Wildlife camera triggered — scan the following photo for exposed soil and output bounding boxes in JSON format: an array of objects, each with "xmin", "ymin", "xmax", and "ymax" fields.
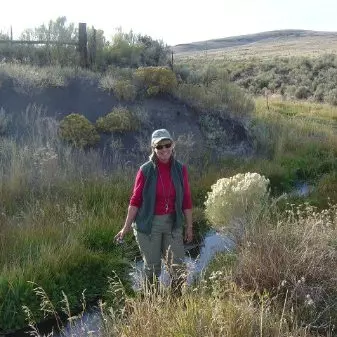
[{"xmin": 0, "ymin": 76, "xmax": 253, "ymax": 166}]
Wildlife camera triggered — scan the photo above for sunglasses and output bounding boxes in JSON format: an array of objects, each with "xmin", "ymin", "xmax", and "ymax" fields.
[{"xmin": 155, "ymin": 143, "xmax": 172, "ymax": 150}]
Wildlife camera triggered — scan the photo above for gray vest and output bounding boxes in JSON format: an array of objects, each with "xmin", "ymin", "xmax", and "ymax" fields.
[{"xmin": 134, "ymin": 159, "xmax": 184, "ymax": 234}]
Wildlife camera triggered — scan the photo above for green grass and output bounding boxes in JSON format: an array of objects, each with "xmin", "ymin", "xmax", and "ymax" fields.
[
  {"xmin": 244, "ymin": 98, "xmax": 337, "ymax": 199},
  {"xmin": 0, "ymin": 177, "xmax": 136, "ymax": 331},
  {"xmin": 0, "ymin": 140, "xmax": 213, "ymax": 332}
]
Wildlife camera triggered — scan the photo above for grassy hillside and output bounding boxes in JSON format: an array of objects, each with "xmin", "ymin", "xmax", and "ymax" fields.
[{"xmin": 173, "ymin": 29, "xmax": 337, "ymax": 59}]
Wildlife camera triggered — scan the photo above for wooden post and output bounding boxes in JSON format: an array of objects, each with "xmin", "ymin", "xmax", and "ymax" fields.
[
  {"xmin": 90, "ymin": 27, "xmax": 97, "ymax": 67},
  {"xmin": 171, "ymin": 50, "xmax": 174, "ymax": 70},
  {"xmin": 10, "ymin": 26, "xmax": 13, "ymax": 46},
  {"xmin": 78, "ymin": 22, "xmax": 88, "ymax": 68}
]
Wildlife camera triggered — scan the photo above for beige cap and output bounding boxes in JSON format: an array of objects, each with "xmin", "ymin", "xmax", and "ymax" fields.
[{"xmin": 151, "ymin": 129, "xmax": 173, "ymax": 146}]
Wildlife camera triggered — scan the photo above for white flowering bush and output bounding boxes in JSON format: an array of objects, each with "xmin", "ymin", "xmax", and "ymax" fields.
[{"xmin": 205, "ymin": 172, "xmax": 270, "ymax": 230}]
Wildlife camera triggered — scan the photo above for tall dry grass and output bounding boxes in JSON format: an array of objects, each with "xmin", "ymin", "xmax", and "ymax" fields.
[
  {"xmin": 0, "ymin": 63, "xmax": 99, "ymax": 93},
  {"xmin": 100, "ymin": 275, "xmax": 315, "ymax": 337},
  {"xmin": 231, "ymin": 202, "xmax": 337, "ymax": 332}
]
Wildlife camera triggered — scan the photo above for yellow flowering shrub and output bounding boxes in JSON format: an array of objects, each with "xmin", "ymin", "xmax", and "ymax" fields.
[
  {"xmin": 205, "ymin": 172, "xmax": 270, "ymax": 230},
  {"xmin": 134, "ymin": 66, "xmax": 177, "ymax": 96},
  {"xmin": 96, "ymin": 106, "xmax": 138, "ymax": 133},
  {"xmin": 59, "ymin": 113, "xmax": 100, "ymax": 148},
  {"xmin": 113, "ymin": 79, "xmax": 137, "ymax": 102}
]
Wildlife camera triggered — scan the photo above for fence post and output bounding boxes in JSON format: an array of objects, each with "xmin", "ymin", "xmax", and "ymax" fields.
[
  {"xmin": 78, "ymin": 22, "xmax": 88, "ymax": 68},
  {"xmin": 89, "ymin": 27, "xmax": 97, "ymax": 68}
]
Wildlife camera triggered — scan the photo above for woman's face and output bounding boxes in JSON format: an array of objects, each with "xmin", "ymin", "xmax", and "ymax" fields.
[{"xmin": 153, "ymin": 140, "xmax": 174, "ymax": 163}]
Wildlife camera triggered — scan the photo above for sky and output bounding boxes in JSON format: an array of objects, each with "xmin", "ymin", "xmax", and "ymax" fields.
[{"xmin": 1, "ymin": 0, "xmax": 336, "ymax": 46}]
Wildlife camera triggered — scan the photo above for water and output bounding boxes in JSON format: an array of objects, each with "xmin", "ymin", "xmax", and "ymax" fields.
[
  {"xmin": 55, "ymin": 310, "xmax": 103, "ymax": 337},
  {"xmin": 292, "ymin": 181, "xmax": 313, "ymax": 197},
  {"xmin": 11, "ymin": 231, "xmax": 234, "ymax": 337},
  {"xmin": 129, "ymin": 230, "xmax": 234, "ymax": 291},
  {"xmin": 186, "ymin": 231, "xmax": 235, "ymax": 283}
]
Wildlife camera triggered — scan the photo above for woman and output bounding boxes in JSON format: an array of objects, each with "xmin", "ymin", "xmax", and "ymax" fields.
[{"xmin": 114, "ymin": 128, "xmax": 193, "ymax": 290}]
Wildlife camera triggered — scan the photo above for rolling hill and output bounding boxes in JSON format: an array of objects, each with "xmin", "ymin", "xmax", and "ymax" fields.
[{"xmin": 172, "ymin": 29, "xmax": 337, "ymax": 59}]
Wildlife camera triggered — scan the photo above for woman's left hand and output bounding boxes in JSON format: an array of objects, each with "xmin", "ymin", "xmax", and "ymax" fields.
[{"xmin": 184, "ymin": 226, "xmax": 193, "ymax": 243}]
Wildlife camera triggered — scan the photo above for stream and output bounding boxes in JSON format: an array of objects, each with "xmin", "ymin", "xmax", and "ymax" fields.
[{"xmin": 58, "ymin": 231, "xmax": 234, "ymax": 336}]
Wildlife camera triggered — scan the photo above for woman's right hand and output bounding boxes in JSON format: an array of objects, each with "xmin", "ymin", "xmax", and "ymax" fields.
[
  {"xmin": 114, "ymin": 227, "xmax": 129, "ymax": 243},
  {"xmin": 115, "ymin": 206, "xmax": 138, "ymax": 243}
]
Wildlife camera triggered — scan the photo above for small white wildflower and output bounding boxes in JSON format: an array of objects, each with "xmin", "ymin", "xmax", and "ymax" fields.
[
  {"xmin": 209, "ymin": 274, "xmax": 217, "ymax": 281},
  {"xmin": 305, "ymin": 294, "xmax": 314, "ymax": 306}
]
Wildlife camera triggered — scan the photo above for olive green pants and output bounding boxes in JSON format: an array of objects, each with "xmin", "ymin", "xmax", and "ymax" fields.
[{"xmin": 134, "ymin": 214, "xmax": 185, "ymax": 284}]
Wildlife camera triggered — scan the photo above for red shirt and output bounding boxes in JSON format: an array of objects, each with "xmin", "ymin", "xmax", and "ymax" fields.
[{"xmin": 129, "ymin": 160, "xmax": 192, "ymax": 214}]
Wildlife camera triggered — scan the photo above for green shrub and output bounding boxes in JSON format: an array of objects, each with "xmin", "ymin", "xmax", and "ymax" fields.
[
  {"xmin": 113, "ymin": 79, "xmax": 138, "ymax": 101},
  {"xmin": 101, "ymin": 30, "xmax": 170, "ymax": 69},
  {"xmin": 200, "ymin": 64, "xmax": 222, "ymax": 87},
  {"xmin": 173, "ymin": 64, "xmax": 191, "ymax": 82},
  {"xmin": 190, "ymin": 207, "xmax": 211, "ymax": 242},
  {"xmin": 326, "ymin": 88, "xmax": 337, "ymax": 105},
  {"xmin": 313, "ymin": 84, "xmax": 325, "ymax": 102},
  {"xmin": 313, "ymin": 172, "xmax": 337, "ymax": 206},
  {"xmin": 59, "ymin": 113, "xmax": 100, "ymax": 148},
  {"xmin": 295, "ymin": 86, "xmax": 311, "ymax": 99},
  {"xmin": 96, "ymin": 106, "xmax": 138, "ymax": 133},
  {"xmin": 134, "ymin": 66, "xmax": 177, "ymax": 96}
]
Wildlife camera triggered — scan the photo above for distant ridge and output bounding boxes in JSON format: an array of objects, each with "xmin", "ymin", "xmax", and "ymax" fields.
[{"xmin": 173, "ymin": 29, "xmax": 337, "ymax": 56}]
